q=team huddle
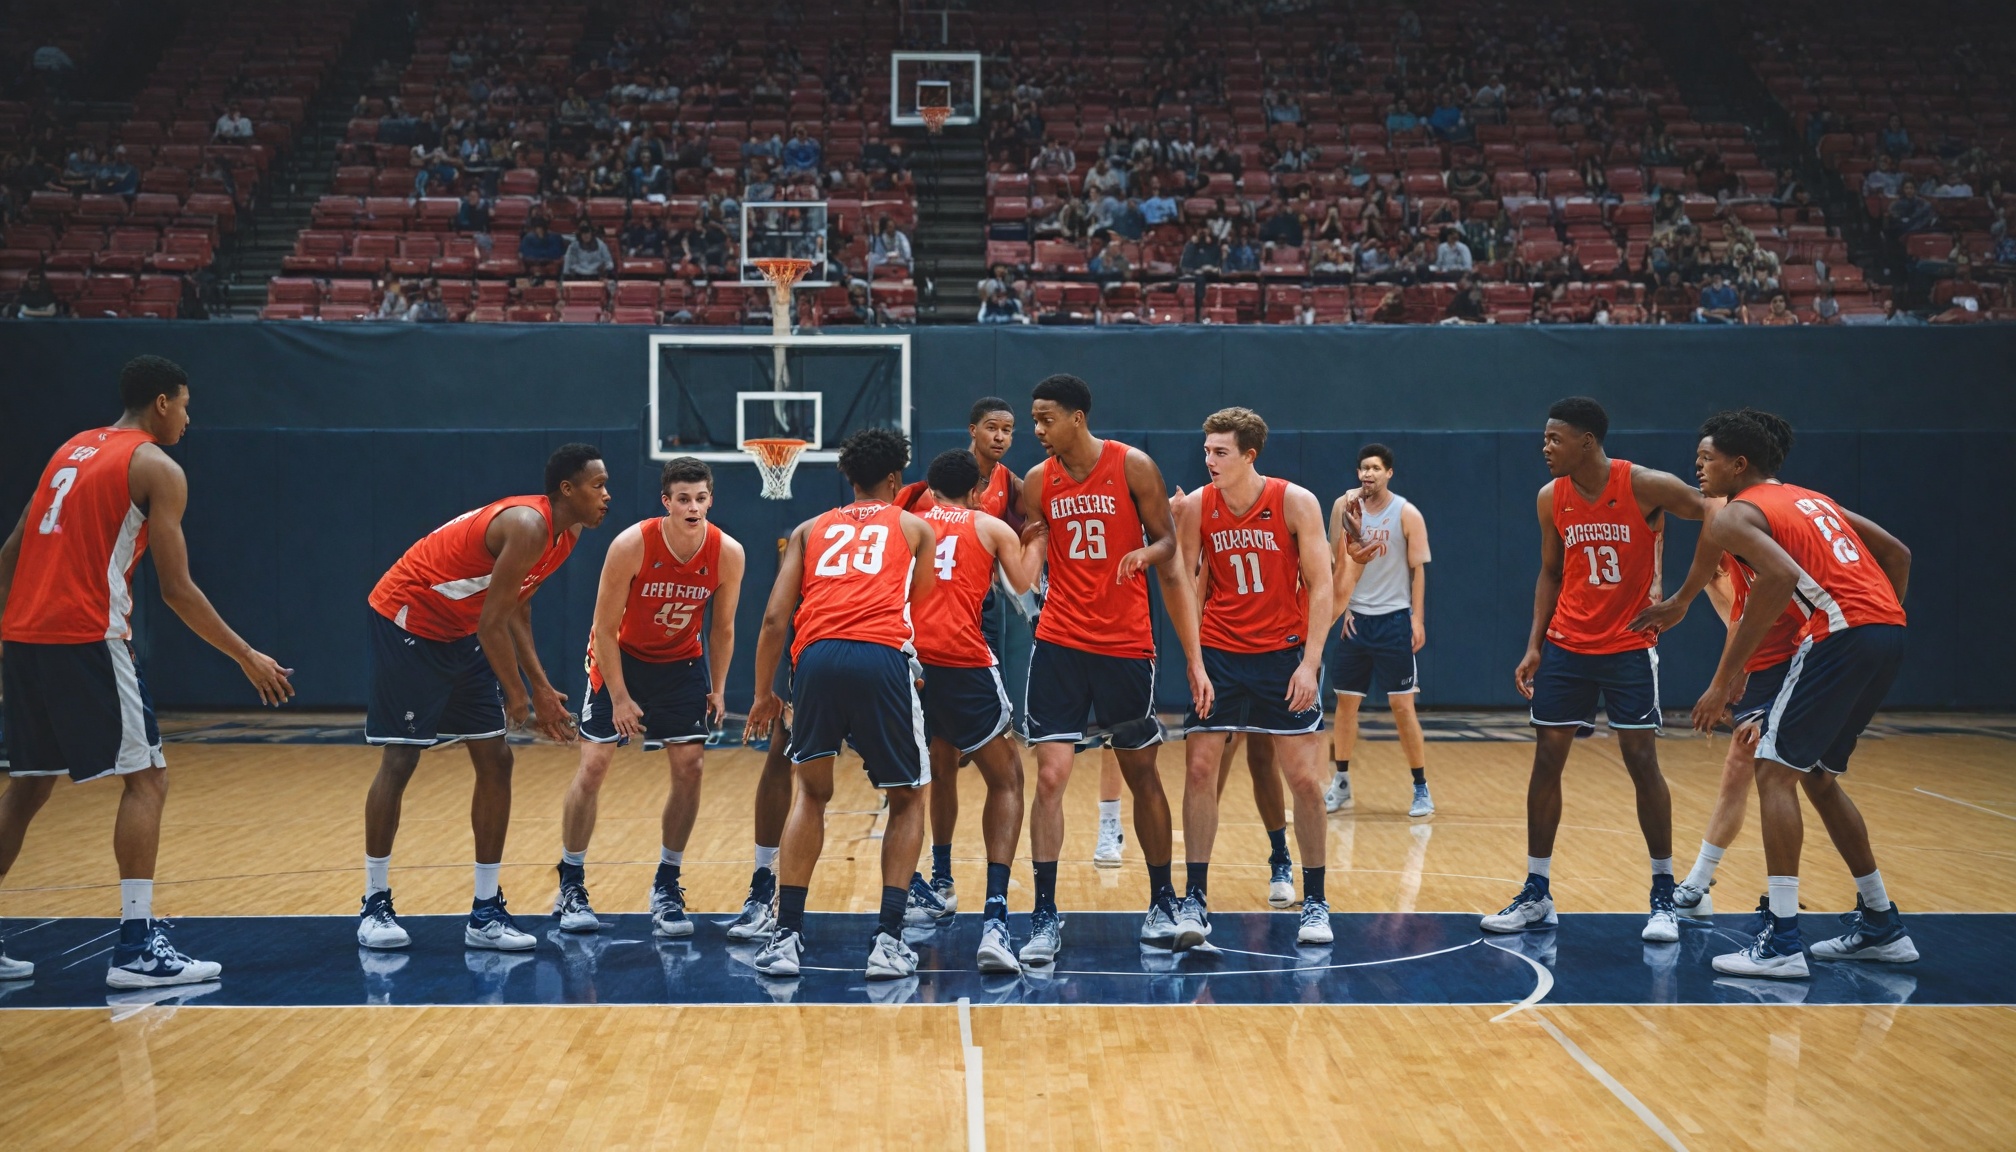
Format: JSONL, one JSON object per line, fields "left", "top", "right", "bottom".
{"left": 0, "top": 357, "right": 1915, "bottom": 989}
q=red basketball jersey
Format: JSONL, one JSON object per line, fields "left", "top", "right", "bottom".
{"left": 1723, "top": 554, "right": 1806, "bottom": 672}
{"left": 1547, "top": 459, "right": 1660, "bottom": 655}
{"left": 369, "top": 495, "right": 577, "bottom": 641}
{"left": 1, "top": 427, "right": 156, "bottom": 644}
{"left": 1034, "top": 439, "right": 1156, "bottom": 659}
{"left": 1733, "top": 482, "right": 1906, "bottom": 641}
{"left": 913, "top": 504, "right": 997, "bottom": 668}
{"left": 894, "top": 459, "right": 1012, "bottom": 519}
{"left": 792, "top": 501, "right": 916, "bottom": 661}
{"left": 1198, "top": 478, "right": 1309, "bottom": 653}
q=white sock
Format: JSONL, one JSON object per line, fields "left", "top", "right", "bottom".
{"left": 1650, "top": 856, "right": 1674, "bottom": 877}
{"left": 1098, "top": 800, "right": 1121, "bottom": 825}
{"left": 754, "top": 844, "right": 779, "bottom": 873}
{"left": 120, "top": 879, "right": 153, "bottom": 922}
{"left": 1684, "top": 840, "right": 1725, "bottom": 890}
{"left": 1854, "top": 870, "right": 1892, "bottom": 913}
{"left": 1526, "top": 856, "right": 1551, "bottom": 880}
{"left": 561, "top": 848, "right": 586, "bottom": 867}
{"left": 660, "top": 847, "right": 683, "bottom": 867}
{"left": 365, "top": 854, "right": 391, "bottom": 896}
{"left": 1767, "top": 875, "right": 1800, "bottom": 920}
{"left": 473, "top": 862, "right": 501, "bottom": 901}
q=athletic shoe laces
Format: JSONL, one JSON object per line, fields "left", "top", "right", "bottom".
{"left": 1499, "top": 882, "right": 1545, "bottom": 915}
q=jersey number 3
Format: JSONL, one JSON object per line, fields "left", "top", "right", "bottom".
{"left": 37, "top": 467, "right": 78, "bottom": 536}
{"left": 815, "top": 522, "right": 888, "bottom": 576}
{"left": 1581, "top": 545, "right": 1621, "bottom": 585}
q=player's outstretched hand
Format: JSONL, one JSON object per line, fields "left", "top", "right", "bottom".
{"left": 745, "top": 692, "right": 784, "bottom": 744}
{"left": 703, "top": 690, "right": 726, "bottom": 729}
{"left": 531, "top": 683, "right": 577, "bottom": 744}
{"left": 1627, "top": 596, "right": 1688, "bottom": 635}
{"left": 1116, "top": 546, "right": 1154, "bottom": 583}
{"left": 239, "top": 649, "right": 295, "bottom": 707}
{"left": 1188, "top": 658, "right": 1215, "bottom": 719}
{"left": 1339, "top": 492, "right": 1365, "bottom": 544}
{"left": 1514, "top": 646, "right": 1541, "bottom": 700}
{"left": 1690, "top": 679, "right": 1735, "bottom": 735}
{"left": 612, "top": 695, "right": 645, "bottom": 739}
{"left": 1284, "top": 661, "right": 1319, "bottom": 714}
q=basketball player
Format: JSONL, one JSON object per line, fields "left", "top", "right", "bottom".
{"left": 906, "top": 450, "right": 1042, "bottom": 971}
{"left": 1016, "top": 374, "right": 1210, "bottom": 965}
{"left": 0, "top": 356, "right": 293, "bottom": 987}
{"left": 745, "top": 429, "right": 937, "bottom": 979}
{"left": 896, "top": 396, "right": 1023, "bottom": 524}
{"left": 1325, "top": 444, "right": 1435, "bottom": 819}
{"left": 1485, "top": 397, "right": 1705, "bottom": 944}
{"left": 553, "top": 457, "right": 746, "bottom": 937}
{"left": 1684, "top": 410, "right": 1916, "bottom": 978}
{"left": 1172, "top": 407, "right": 1335, "bottom": 948}
{"left": 358, "top": 444, "right": 609, "bottom": 951}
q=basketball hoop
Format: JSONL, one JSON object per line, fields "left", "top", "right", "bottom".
{"left": 750, "top": 256, "right": 815, "bottom": 336}
{"left": 743, "top": 437, "right": 809, "bottom": 500}
{"left": 921, "top": 104, "right": 952, "bottom": 135}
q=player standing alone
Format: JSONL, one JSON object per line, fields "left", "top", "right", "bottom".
{"left": 745, "top": 429, "right": 937, "bottom": 979}
{"left": 1325, "top": 444, "right": 1435, "bottom": 818}
{"left": 358, "top": 444, "right": 609, "bottom": 951}
{"left": 1686, "top": 410, "right": 1916, "bottom": 978}
{"left": 0, "top": 356, "right": 293, "bottom": 987}
{"left": 1172, "top": 407, "right": 1336, "bottom": 947}
{"left": 1486, "top": 397, "right": 1704, "bottom": 944}
{"left": 907, "top": 449, "right": 1042, "bottom": 971}
{"left": 1016, "top": 374, "right": 1210, "bottom": 965}
{"left": 553, "top": 457, "right": 745, "bottom": 937}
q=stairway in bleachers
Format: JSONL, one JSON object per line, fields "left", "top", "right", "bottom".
{"left": 908, "top": 126, "right": 987, "bottom": 323}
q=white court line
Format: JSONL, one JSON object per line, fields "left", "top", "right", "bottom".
{"left": 1914, "top": 788, "right": 2016, "bottom": 822}
{"left": 1482, "top": 937, "right": 1556, "bottom": 1022}
{"left": 1049, "top": 938, "right": 1483, "bottom": 978}
{"left": 957, "top": 996, "right": 985, "bottom": 1152}
{"left": 1533, "top": 1011, "right": 1691, "bottom": 1152}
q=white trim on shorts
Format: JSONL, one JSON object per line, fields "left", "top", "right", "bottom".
{"left": 1605, "top": 648, "right": 1663, "bottom": 729}
{"left": 1755, "top": 637, "right": 1835, "bottom": 773}
{"left": 953, "top": 665, "right": 1016, "bottom": 756}
{"left": 70, "top": 639, "right": 166, "bottom": 783}
{"left": 366, "top": 727, "right": 511, "bottom": 749}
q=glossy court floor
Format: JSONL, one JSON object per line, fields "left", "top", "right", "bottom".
{"left": 2, "top": 711, "right": 2012, "bottom": 1149}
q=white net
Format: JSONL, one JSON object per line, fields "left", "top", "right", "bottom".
{"left": 744, "top": 438, "right": 809, "bottom": 500}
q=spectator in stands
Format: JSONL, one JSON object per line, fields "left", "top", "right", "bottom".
{"left": 58, "top": 148, "right": 96, "bottom": 193}
{"left": 1443, "top": 278, "right": 1487, "bottom": 324}
{"left": 781, "top": 127, "right": 822, "bottom": 176}
{"left": 1592, "top": 297, "right": 1616, "bottom": 326}
{"left": 1224, "top": 226, "right": 1260, "bottom": 275}
{"left": 1109, "top": 197, "right": 1147, "bottom": 242}
{"left": 6, "top": 269, "right": 61, "bottom": 318}
{"left": 214, "top": 103, "right": 254, "bottom": 142}
{"left": 1447, "top": 159, "right": 1489, "bottom": 205}
{"left": 93, "top": 148, "right": 140, "bottom": 198}
{"left": 1863, "top": 154, "right": 1905, "bottom": 198}
{"left": 564, "top": 223, "right": 616, "bottom": 279}
{"left": 1090, "top": 235, "right": 1133, "bottom": 283}
{"left": 1813, "top": 284, "right": 1841, "bottom": 324}
{"left": 1032, "top": 139, "right": 1074, "bottom": 176}
{"left": 1086, "top": 158, "right": 1126, "bottom": 201}
{"left": 1579, "top": 157, "right": 1614, "bottom": 203}
{"left": 1652, "top": 272, "right": 1694, "bottom": 324}
{"left": 1695, "top": 272, "right": 1740, "bottom": 324}
{"left": 1310, "top": 239, "right": 1353, "bottom": 278}
{"left": 1141, "top": 181, "right": 1180, "bottom": 228}
{"left": 695, "top": 217, "right": 732, "bottom": 277}
{"left": 1259, "top": 201, "right": 1303, "bottom": 249}
{"left": 979, "top": 286, "right": 1023, "bottom": 324}
{"left": 1881, "top": 299, "right": 1923, "bottom": 325}
{"left": 1384, "top": 98, "right": 1420, "bottom": 135}
{"left": 521, "top": 219, "right": 566, "bottom": 279}
{"left": 868, "top": 217, "right": 912, "bottom": 275}
{"left": 1180, "top": 228, "right": 1224, "bottom": 279}
{"left": 1471, "top": 74, "right": 1507, "bottom": 123}
{"left": 742, "top": 159, "right": 776, "bottom": 203}
{"left": 743, "top": 131, "right": 783, "bottom": 165}
{"left": 1886, "top": 180, "right": 1938, "bottom": 236}
{"left": 1427, "top": 92, "right": 1471, "bottom": 143}
{"left": 1357, "top": 236, "right": 1395, "bottom": 282}
{"left": 1264, "top": 89, "right": 1302, "bottom": 125}
{"left": 1748, "top": 292, "right": 1799, "bottom": 326}
{"left": 1431, "top": 228, "right": 1474, "bottom": 278}
{"left": 1370, "top": 288, "right": 1406, "bottom": 324}
{"left": 588, "top": 160, "right": 624, "bottom": 198}
{"left": 622, "top": 215, "right": 668, "bottom": 260}
{"left": 1929, "top": 169, "right": 1974, "bottom": 199}
{"left": 374, "top": 279, "right": 411, "bottom": 321}
{"left": 407, "top": 282, "right": 449, "bottom": 323}
{"left": 1880, "top": 115, "right": 1913, "bottom": 160}
{"left": 633, "top": 154, "right": 670, "bottom": 199}
{"left": 1651, "top": 188, "right": 1688, "bottom": 236}
{"left": 454, "top": 189, "right": 490, "bottom": 234}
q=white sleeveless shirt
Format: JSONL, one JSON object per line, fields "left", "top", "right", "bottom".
{"left": 1349, "top": 494, "right": 1415, "bottom": 615}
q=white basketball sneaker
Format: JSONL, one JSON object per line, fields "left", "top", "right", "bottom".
{"left": 1480, "top": 880, "right": 1558, "bottom": 933}
{"left": 1094, "top": 819, "right": 1124, "bottom": 868}
{"left": 1324, "top": 774, "right": 1354, "bottom": 813}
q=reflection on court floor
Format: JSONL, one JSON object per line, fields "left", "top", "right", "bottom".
{"left": 1, "top": 912, "right": 2001, "bottom": 1011}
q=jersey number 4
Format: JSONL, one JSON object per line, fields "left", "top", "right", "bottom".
{"left": 933, "top": 535, "right": 958, "bottom": 580}
{"left": 1581, "top": 545, "right": 1622, "bottom": 585}
{"left": 36, "top": 467, "right": 78, "bottom": 536}
{"left": 815, "top": 522, "right": 888, "bottom": 576}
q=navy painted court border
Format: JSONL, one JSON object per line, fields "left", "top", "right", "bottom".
{"left": 0, "top": 912, "right": 2004, "bottom": 1010}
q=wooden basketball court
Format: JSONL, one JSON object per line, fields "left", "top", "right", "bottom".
{"left": 2, "top": 716, "right": 2011, "bottom": 1148}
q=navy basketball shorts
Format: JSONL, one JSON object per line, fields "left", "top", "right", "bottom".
{"left": 1529, "top": 640, "right": 1661, "bottom": 736}
{"left": 1327, "top": 608, "right": 1420, "bottom": 697}
{"left": 1756, "top": 624, "right": 1904, "bottom": 775}
{"left": 2, "top": 638, "right": 164, "bottom": 782}
{"left": 1185, "top": 645, "right": 1322, "bottom": 735}
{"left": 1731, "top": 660, "right": 1792, "bottom": 726}
{"left": 788, "top": 638, "right": 930, "bottom": 789}
{"left": 365, "top": 610, "right": 507, "bottom": 747}
{"left": 1022, "top": 639, "right": 1161, "bottom": 750}
{"left": 921, "top": 662, "right": 1014, "bottom": 755}
{"left": 580, "top": 653, "right": 711, "bottom": 750}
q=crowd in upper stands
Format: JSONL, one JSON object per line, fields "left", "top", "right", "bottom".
{"left": 3, "top": 0, "right": 2011, "bottom": 324}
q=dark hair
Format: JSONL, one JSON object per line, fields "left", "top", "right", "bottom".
{"left": 837, "top": 427, "right": 910, "bottom": 491}
{"left": 1032, "top": 373, "right": 1092, "bottom": 415}
{"left": 1742, "top": 407, "right": 1795, "bottom": 461}
{"left": 1546, "top": 396, "right": 1610, "bottom": 443}
{"left": 1358, "top": 442, "right": 1394, "bottom": 469}
{"left": 660, "top": 456, "right": 713, "bottom": 493}
{"left": 1699, "top": 410, "right": 1788, "bottom": 477}
{"left": 927, "top": 449, "right": 982, "bottom": 498}
{"left": 545, "top": 442, "right": 604, "bottom": 493}
{"left": 968, "top": 395, "right": 1014, "bottom": 425}
{"left": 119, "top": 355, "right": 188, "bottom": 412}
